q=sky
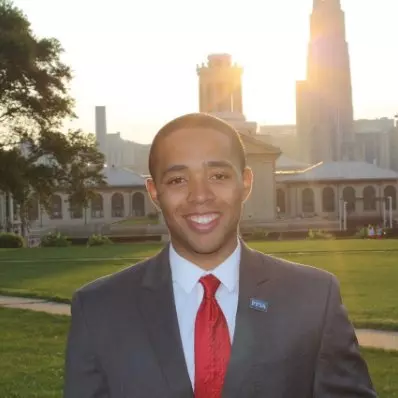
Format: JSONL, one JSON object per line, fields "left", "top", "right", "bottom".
{"left": 13, "top": 0, "right": 398, "bottom": 144}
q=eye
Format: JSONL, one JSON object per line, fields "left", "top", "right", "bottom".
{"left": 211, "top": 173, "right": 229, "bottom": 180}
{"left": 167, "top": 176, "right": 186, "bottom": 185}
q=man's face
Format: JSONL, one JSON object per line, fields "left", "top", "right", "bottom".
{"left": 146, "top": 127, "right": 252, "bottom": 256}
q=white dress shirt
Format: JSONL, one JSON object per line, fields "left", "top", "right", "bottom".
{"left": 169, "top": 241, "right": 241, "bottom": 388}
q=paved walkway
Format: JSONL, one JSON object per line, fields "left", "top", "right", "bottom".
{"left": 1, "top": 295, "right": 397, "bottom": 351}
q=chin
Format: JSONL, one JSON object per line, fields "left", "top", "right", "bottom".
{"left": 188, "top": 238, "right": 225, "bottom": 255}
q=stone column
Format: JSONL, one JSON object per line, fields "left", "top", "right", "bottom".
{"left": 314, "top": 185, "right": 322, "bottom": 215}
{"left": 102, "top": 192, "right": 112, "bottom": 222}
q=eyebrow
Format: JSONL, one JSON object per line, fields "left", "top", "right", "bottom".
{"left": 161, "top": 160, "right": 234, "bottom": 180}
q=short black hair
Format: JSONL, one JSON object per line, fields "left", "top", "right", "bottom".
{"left": 148, "top": 112, "right": 247, "bottom": 179}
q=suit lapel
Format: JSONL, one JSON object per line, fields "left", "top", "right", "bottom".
{"left": 137, "top": 245, "right": 193, "bottom": 398}
{"left": 222, "top": 242, "right": 273, "bottom": 398}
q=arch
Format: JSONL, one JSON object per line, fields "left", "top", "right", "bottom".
{"left": 132, "top": 192, "right": 145, "bottom": 216}
{"left": 342, "top": 186, "right": 356, "bottom": 213}
{"left": 322, "top": 187, "right": 335, "bottom": 212}
{"left": 276, "top": 189, "right": 286, "bottom": 213}
{"left": 363, "top": 186, "right": 376, "bottom": 211}
{"left": 302, "top": 188, "right": 315, "bottom": 213}
{"left": 384, "top": 185, "right": 397, "bottom": 210}
{"left": 111, "top": 192, "right": 125, "bottom": 218}
{"left": 27, "top": 197, "right": 39, "bottom": 221}
{"left": 91, "top": 193, "right": 104, "bottom": 218}
{"left": 50, "top": 195, "right": 62, "bottom": 219}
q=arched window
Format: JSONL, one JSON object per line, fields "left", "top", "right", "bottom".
{"left": 302, "top": 188, "right": 315, "bottom": 213}
{"left": 276, "top": 189, "right": 286, "bottom": 213}
{"left": 132, "top": 192, "right": 145, "bottom": 216}
{"left": 111, "top": 193, "right": 124, "bottom": 218}
{"left": 342, "top": 186, "right": 356, "bottom": 213}
{"left": 50, "top": 195, "right": 62, "bottom": 219}
{"left": 69, "top": 201, "right": 83, "bottom": 219}
{"left": 27, "top": 197, "right": 39, "bottom": 221}
{"left": 322, "top": 187, "right": 335, "bottom": 212}
{"left": 91, "top": 194, "right": 104, "bottom": 218}
{"left": 363, "top": 186, "right": 376, "bottom": 211}
{"left": 384, "top": 185, "right": 397, "bottom": 210}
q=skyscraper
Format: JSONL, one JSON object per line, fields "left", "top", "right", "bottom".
{"left": 296, "top": 0, "right": 354, "bottom": 163}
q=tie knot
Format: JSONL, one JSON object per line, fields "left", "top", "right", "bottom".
{"left": 199, "top": 274, "right": 221, "bottom": 299}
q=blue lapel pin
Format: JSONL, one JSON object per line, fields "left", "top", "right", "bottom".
{"left": 249, "top": 298, "right": 269, "bottom": 312}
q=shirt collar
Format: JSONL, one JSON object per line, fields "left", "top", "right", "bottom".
{"left": 169, "top": 240, "right": 241, "bottom": 294}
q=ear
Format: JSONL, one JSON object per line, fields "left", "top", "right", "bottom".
{"left": 242, "top": 167, "right": 253, "bottom": 203}
{"left": 145, "top": 177, "right": 160, "bottom": 210}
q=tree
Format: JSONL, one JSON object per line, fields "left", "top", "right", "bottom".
{"left": 0, "top": 0, "right": 106, "bottom": 234}
{"left": 0, "top": 0, "right": 75, "bottom": 139}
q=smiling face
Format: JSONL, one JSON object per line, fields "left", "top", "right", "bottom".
{"left": 146, "top": 126, "right": 252, "bottom": 268}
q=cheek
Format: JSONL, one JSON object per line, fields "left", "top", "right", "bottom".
{"left": 215, "top": 184, "right": 244, "bottom": 204}
{"left": 157, "top": 190, "right": 186, "bottom": 215}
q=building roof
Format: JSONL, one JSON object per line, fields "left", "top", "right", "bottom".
{"left": 103, "top": 166, "right": 146, "bottom": 187}
{"left": 240, "top": 133, "right": 281, "bottom": 156}
{"left": 277, "top": 161, "right": 398, "bottom": 183}
{"left": 354, "top": 118, "right": 395, "bottom": 134}
{"left": 275, "top": 154, "right": 310, "bottom": 171}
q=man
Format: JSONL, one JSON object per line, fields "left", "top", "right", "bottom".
{"left": 64, "top": 113, "right": 377, "bottom": 397}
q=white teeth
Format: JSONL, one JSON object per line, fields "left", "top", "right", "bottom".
{"left": 189, "top": 214, "right": 219, "bottom": 224}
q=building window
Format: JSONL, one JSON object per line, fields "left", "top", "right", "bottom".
{"left": 322, "top": 187, "right": 335, "bottom": 212}
{"left": 302, "top": 188, "right": 315, "bottom": 213}
{"left": 363, "top": 186, "right": 376, "bottom": 211}
{"left": 70, "top": 202, "right": 83, "bottom": 219}
{"left": 91, "top": 194, "right": 104, "bottom": 218}
{"left": 132, "top": 192, "right": 145, "bottom": 216}
{"left": 111, "top": 193, "right": 124, "bottom": 218}
{"left": 276, "top": 189, "right": 286, "bottom": 213}
{"left": 342, "top": 186, "right": 356, "bottom": 213}
{"left": 384, "top": 186, "right": 397, "bottom": 210}
{"left": 27, "top": 198, "right": 39, "bottom": 221}
{"left": 50, "top": 195, "right": 63, "bottom": 219}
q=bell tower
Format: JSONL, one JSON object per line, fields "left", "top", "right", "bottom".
{"left": 196, "top": 54, "right": 243, "bottom": 115}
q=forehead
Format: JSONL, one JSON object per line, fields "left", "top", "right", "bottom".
{"left": 157, "top": 127, "right": 238, "bottom": 166}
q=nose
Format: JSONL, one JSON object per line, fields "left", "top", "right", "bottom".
{"left": 186, "top": 177, "right": 215, "bottom": 204}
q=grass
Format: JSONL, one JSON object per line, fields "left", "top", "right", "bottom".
{"left": 0, "top": 307, "right": 397, "bottom": 398}
{"left": 0, "top": 239, "right": 398, "bottom": 330}
{"left": 0, "top": 308, "right": 68, "bottom": 398}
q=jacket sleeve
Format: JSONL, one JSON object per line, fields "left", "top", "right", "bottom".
{"left": 313, "top": 275, "right": 377, "bottom": 397}
{"left": 64, "top": 291, "right": 109, "bottom": 398}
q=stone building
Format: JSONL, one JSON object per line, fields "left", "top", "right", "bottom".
{"left": 275, "top": 161, "right": 398, "bottom": 226}
{"left": 0, "top": 166, "right": 155, "bottom": 231}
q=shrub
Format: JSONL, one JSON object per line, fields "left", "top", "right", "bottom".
{"left": 41, "top": 232, "right": 70, "bottom": 247}
{"left": 0, "top": 232, "right": 25, "bottom": 248}
{"left": 147, "top": 212, "right": 159, "bottom": 221}
{"left": 354, "top": 227, "right": 368, "bottom": 239}
{"left": 87, "top": 234, "right": 112, "bottom": 247}
{"left": 250, "top": 228, "right": 269, "bottom": 241}
{"left": 307, "top": 229, "right": 334, "bottom": 240}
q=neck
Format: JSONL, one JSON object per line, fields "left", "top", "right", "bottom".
{"left": 171, "top": 236, "right": 239, "bottom": 271}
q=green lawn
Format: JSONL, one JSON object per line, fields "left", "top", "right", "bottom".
{"left": 0, "top": 240, "right": 398, "bottom": 329}
{"left": 0, "top": 308, "right": 397, "bottom": 398}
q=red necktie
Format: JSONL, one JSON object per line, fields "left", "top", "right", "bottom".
{"left": 194, "top": 274, "right": 231, "bottom": 398}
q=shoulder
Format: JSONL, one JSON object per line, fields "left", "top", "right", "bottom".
{"left": 71, "top": 248, "right": 165, "bottom": 308}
